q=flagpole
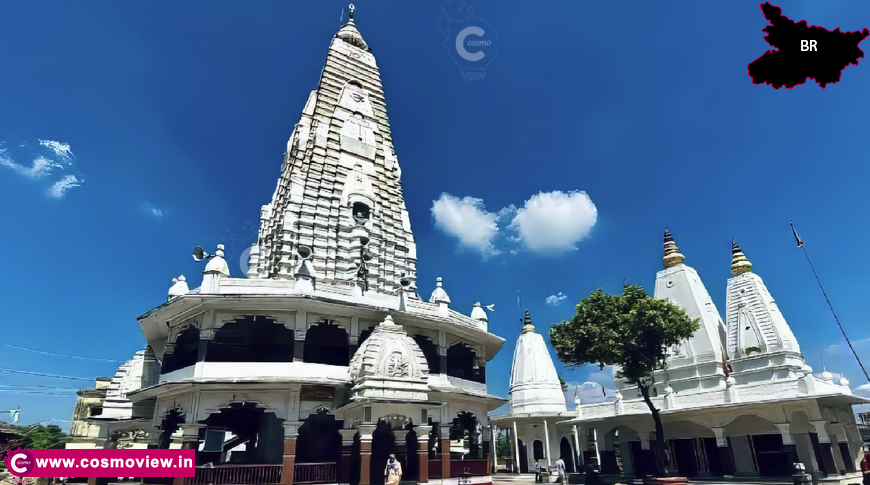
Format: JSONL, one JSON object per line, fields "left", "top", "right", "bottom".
{"left": 790, "top": 221, "right": 870, "bottom": 382}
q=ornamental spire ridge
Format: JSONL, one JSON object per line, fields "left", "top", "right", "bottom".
{"left": 731, "top": 239, "right": 752, "bottom": 276}
{"left": 663, "top": 227, "right": 685, "bottom": 268}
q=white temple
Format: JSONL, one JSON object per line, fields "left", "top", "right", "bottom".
{"left": 69, "top": 5, "right": 507, "bottom": 485}
{"left": 490, "top": 311, "right": 574, "bottom": 473}
{"left": 492, "top": 230, "right": 868, "bottom": 484}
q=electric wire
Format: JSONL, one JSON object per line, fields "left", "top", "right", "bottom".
{"left": 791, "top": 221, "right": 870, "bottom": 383}
{"left": 0, "top": 368, "right": 96, "bottom": 381}
{"left": 0, "top": 342, "right": 124, "bottom": 363}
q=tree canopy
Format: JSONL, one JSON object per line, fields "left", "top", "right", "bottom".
{"left": 19, "top": 424, "right": 67, "bottom": 449}
{"left": 549, "top": 284, "right": 699, "bottom": 384}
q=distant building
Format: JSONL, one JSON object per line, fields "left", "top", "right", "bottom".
{"left": 69, "top": 5, "right": 508, "bottom": 485}
{"left": 67, "top": 349, "right": 160, "bottom": 450}
{"left": 494, "top": 230, "right": 869, "bottom": 484}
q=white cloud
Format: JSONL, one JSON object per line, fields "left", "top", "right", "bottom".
{"left": 509, "top": 191, "right": 598, "bottom": 254}
{"left": 143, "top": 202, "right": 164, "bottom": 219}
{"left": 0, "top": 155, "right": 61, "bottom": 179}
{"left": 586, "top": 365, "right": 616, "bottom": 387}
{"left": 546, "top": 292, "right": 568, "bottom": 306}
{"left": 38, "top": 139, "right": 74, "bottom": 160}
{"left": 47, "top": 175, "right": 81, "bottom": 198}
{"left": 431, "top": 193, "right": 499, "bottom": 255}
{"left": 855, "top": 383, "right": 870, "bottom": 397}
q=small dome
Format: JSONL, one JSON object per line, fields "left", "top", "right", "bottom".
{"left": 168, "top": 275, "right": 189, "bottom": 300}
{"left": 429, "top": 277, "right": 450, "bottom": 304}
{"left": 820, "top": 370, "right": 834, "bottom": 381}
{"left": 730, "top": 240, "right": 752, "bottom": 276}
{"left": 839, "top": 376, "right": 850, "bottom": 386}
{"left": 471, "top": 302, "right": 488, "bottom": 321}
{"left": 336, "top": 6, "right": 369, "bottom": 51}
{"left": 204, "top": 244, "right": 230, "bottom": 277}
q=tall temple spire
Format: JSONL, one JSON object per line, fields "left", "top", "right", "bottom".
{"left": 730, "top": 239, "right": 752, "bottom": 276}
{"left": 509, "top": 308, "right": 566, "bottom": 414}
{"left": 663, "top": 227, "right": 685, "bottom": 268}
{"left": 249, "top": 3, "right": 415, "bottom": 294}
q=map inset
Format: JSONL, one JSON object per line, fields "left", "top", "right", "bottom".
{"left": 748, "top": 2, "right": 869, "bottom": 89}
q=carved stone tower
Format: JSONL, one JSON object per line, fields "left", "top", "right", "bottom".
{"left": 249, "top": 6, "right": 417, "bottom": 295}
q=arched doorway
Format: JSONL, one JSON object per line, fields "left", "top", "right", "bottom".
{"left": 724, "top": 415, "right": 787, "bottom": 477}
{"left": 560, "top": 437, "right": 576, "bottom": 472}
{"left": 370, "top": 420, "right": 395, "bottom": 485}
{"left": 162, "top": 327, "right": 199, "bottom": 374}
{"left": 413, "top": 335, "right": 440, "bottom": 374}
{"left": 296, "top": 408, "right": 341, "bottom": 480}
{"left": 199, "top": 402, "right": 285, "bottom": 466}
{"left": 208, "top": 317, "right": 294, "bottom": 362}
{"left": 450, "top": 411, "right": 479, "bottom": 458}
{"left": 518, "top": 439, "right": 529, "bottom": 473}
{"left": 533, "top": 439, "right": 545, "bottom": 462}
{"left": 304, "top": 322, "right": 350, "bottom": 366}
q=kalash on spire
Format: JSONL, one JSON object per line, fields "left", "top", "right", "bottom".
{"left": 114, "top": 7, "right": 507, "bottom": 482}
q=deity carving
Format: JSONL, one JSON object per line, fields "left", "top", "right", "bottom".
{"left": 386, "top": 351, "right": 409, "bottom": 377}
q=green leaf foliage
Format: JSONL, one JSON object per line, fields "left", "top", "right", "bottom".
{"left": 549, "top": 284, "right": 700, "bottom": 384}
{"left": 18, "top": 424, "right": 67, "bottom": 450}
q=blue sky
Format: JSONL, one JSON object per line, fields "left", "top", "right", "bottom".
{"left": 2, "top": 1, "right": 870, "bottom": 428}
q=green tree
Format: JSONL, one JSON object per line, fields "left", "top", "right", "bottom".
{"left": 496, "top": 431, "right": 512, "bottom": 459}
{"left": 549, "top": 284, "right": 699, "bottom": 476}
{"left": 19, "top": 424, "right": 67, "bottom": 449}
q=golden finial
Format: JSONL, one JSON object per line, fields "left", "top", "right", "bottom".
{"left": 663, "top": 227, "right": 685, "bottom": 268}
{"left": 731, "top": 239, "right": 752, "bottom": 276}
{"left": 521, "top": 310, "right": 536, "bottom": 334}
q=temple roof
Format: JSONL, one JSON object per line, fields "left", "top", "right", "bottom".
{"left": 508, "top": 310, "right": 567, "bottom": 414}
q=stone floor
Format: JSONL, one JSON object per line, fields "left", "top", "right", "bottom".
{"left": 490, "top": 473, "right": 861, "bottom": 485}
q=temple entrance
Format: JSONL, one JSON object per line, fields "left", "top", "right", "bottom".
{"left": 304, "top": 322, "right": 350, "bottom": 366}
{"left": 198, "top": 402, "right": 284, "bottom": 466}
{"left": 295, "top": 409, "right": 341, "bottom": 483}
{"left": 517, "top": 439, "right": 529, "bottom": 473}
{"left": 560, "top": 437, "right": 576, "bottom": 472}
{"left": 671, "top": 439, "right": 699, "bottom": 477}
{"left": 404, "top": 424, "right": 418, "bottom": 481}
{"left": 162, "top": 327, "right": 199, "bottom": 374}
{"left": 370, "top": 419, "right": 396, "bottom": 485}
{"left": 533, "top": 439, "right": 545, "bottom": 462}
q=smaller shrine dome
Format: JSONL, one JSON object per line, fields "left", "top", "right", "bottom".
{"left": 471, "top": 302, "right": 488, "bottom": 322}
{"left": 204, "top": 244, "right": 230, "bottom": 277}
{"left": 336, "top": 4, "right": 369, "bottom": 51}
{"left": 349, "top": 315, "right": 430, "bottom": 401}
{"left": 429, "top": 277, "right": 450, "bottom": 304}
{"left": 167, "top": 275, "right": 189, "bottom": 301}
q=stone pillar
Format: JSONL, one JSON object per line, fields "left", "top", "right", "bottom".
{"left": 711, "top": 427, "right": 734, "bottom": 476}
{"left": 293, "top": 334, "right": 305, "bottom": 362}
{"left": 438, "top": 347, "right": 448, "bottom": 376}
{"left": 339, "top": 429, "right": 358, "bottom": 484}
{"left": 492, "top": 427, "right": 499, "bottom": 472}
{"left": 543, "top": 420, "right": 553, "bottom": 467}
{"left": 197, "top": 328, "right": 214, "bottom": 362}
{"left": 572, "top": 425, "right": 583, "bottom": 469}
{"left": 349, "top": 335, "right": 359, "bottom": 363}
{"left": 172, "top": 424, "right": 204, "bottom": 485}
{"left": 280, "top": 421, "right": 303, "bottom": 485}
{"left": 415, "top": 425, "right": 432, "bottom": 483}
{"left": 358, "top": 424, "right": 376, "bottom": 485}
{"left": 513, "top": 421, "right": 521, "bottom": 474}
{"left": 775, "top": 423, "right": 799, "bottom": 473}
{"left": 440, "top": 424, "right": 452, "bottom": 478}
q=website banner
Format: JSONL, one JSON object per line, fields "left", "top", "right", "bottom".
{"left": 6, "top": 449, "right": 195, "bottom": 478}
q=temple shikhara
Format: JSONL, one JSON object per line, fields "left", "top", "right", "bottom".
{"left": 68, "top": 5, "right": 505, "bottom": 485}
{"left": 65, "top": 5, "right": 869, "bottom": 485}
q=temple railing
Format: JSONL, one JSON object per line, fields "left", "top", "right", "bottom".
{"left": 192, "top": 464, "right": 283, "bottom": 485}
{"left": 294, "top": 462, "right": 337, "bottom": 484}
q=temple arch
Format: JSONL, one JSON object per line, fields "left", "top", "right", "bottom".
{"left": 533, "top": 439, "right": 545, "bottom": 461}
{"left": 162, "top": 326, "right": 199, "bottom": 374}
{"left": 207, "top": 316, "right": 294, "bottom": 363}
{"left": 560, "top": 437, "right": 576, "bottom": 472}
{"left": 413, "top": 334, "right": 440, "bottom": 374}
{"left": 304, "top": 322, "right": 350, "bottom": 366}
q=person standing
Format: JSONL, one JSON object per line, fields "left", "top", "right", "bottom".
{"left": 555, "top": 457, "right": 567, "bottom": 484}
{"left": 385, "top": 454, "right": 403, "bottom": 485}
{"left": 535, "top": 461, "right": 542, "bottom": 483}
